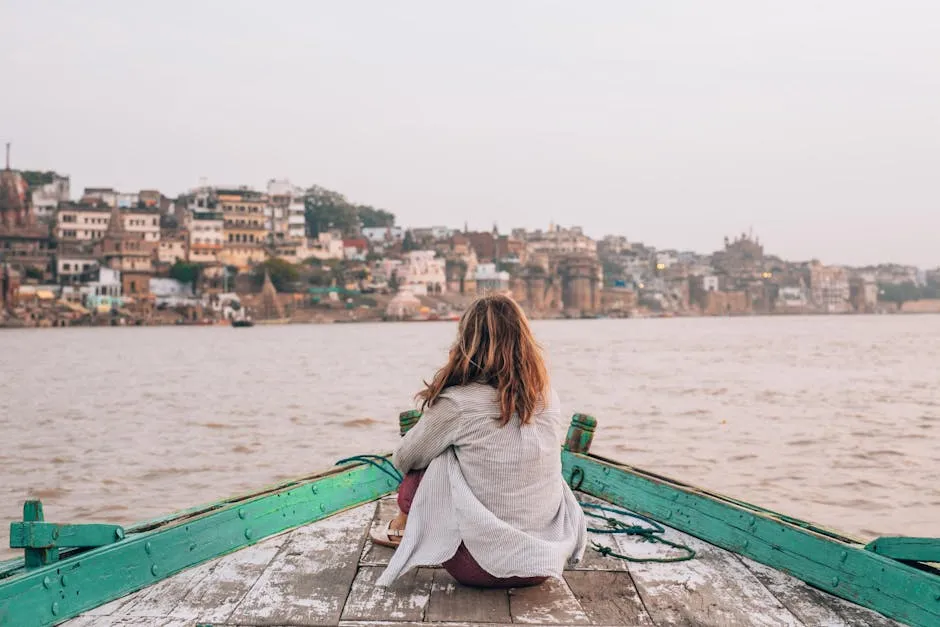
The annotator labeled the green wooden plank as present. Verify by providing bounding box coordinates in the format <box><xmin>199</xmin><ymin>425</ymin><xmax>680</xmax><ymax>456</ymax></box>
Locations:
<box><xmin>10</xmin><ymin>523</ymin><xmax>124</xmax><ymax>550</ymax></box>
<box><xmin>0</xmin><ymin>461</ymin><xmax>396</xmax><ymax>627</ymax></box>
<box><xmin>21</xmin><ymin>501</ymin><xmax>57</xmax><ymax>569</ymax></box>
<box><xmin>562</xmin><ymin>451</ymin><xmax>940</xmax><ymax>627</ymax></box>
<box><xmin>866</xmin><ymin>538</ymin><xmax>940</xmax><ymax>563</ymax></box>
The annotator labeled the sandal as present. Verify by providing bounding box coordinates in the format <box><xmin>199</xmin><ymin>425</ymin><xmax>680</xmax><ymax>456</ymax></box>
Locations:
<box><xmin>370</xmin><ymin>520</ymin><xmax>405</xmax><ymax>548</ymax></box>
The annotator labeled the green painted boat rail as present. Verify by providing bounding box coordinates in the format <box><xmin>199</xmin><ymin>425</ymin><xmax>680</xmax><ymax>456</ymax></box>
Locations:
<box><xmin>560</xmin><ymin>448</ymin><xmax>940</xmax><ymax>627</ymax></box>
<box><xmin>0</xmin><ymin>458</ymin><xmax>397</xmax><ymax>627</ymax></box>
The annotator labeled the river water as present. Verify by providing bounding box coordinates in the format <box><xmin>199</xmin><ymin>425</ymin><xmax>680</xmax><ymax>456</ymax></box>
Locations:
<box><xmin>1</xmin><ymin>316</ymin><xmax>937</xmax><ymax>559</ymax></box>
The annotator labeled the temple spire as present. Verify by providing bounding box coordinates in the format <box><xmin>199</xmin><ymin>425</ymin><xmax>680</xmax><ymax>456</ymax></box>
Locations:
<box><xmin>105</xmin><ymin>204</ymin><xmax>124</xmax><ymax>236</ymax></box>
<box><xmin>4</xmin><ymin>143</ymin><xmax>9</xmax><ymax>170</ymax></box>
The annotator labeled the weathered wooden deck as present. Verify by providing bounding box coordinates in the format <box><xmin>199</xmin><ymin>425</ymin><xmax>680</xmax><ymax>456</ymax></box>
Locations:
<box><xmin>62</xmin><ymin>495</ymin><xmax>902</xmax><ymax>627</ymax></box>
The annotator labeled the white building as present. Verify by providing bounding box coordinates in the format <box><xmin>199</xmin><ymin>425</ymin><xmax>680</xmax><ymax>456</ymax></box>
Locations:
<box><xmin>702</xmin><ymin>275</ymin><xmax>720</xmax><ymax>292</ymax></box>
<box><xmin>82</xmin><ymin>187</ymin><xmax>118</xmax><ymax>207</ymax></box>
<box><xmin>83</xmin><ymin>267</ymin><xmax>123</xmax><ymax>311</ymax></box>
<box><xmin>525</xmin><ymin>225</ymin><xmax>597</xmax><ymax>257</ymax></box>
<box><xmin>123</xmin><ymin>209</ymin><xmax>161</xmax><ymax>243</ymax></box>
<box><xmin>56</xmin><ymin>255</ymin><xmax>99</xmax><ymax>284</ymax></box>
<box><xmin>188</xmin><ymin>211</ymin><xmax>224</xmax><ymax>264</ymax></box>
<box><xmin>266</xmin><ymin>179</ymin><xmax>306</xmax><ymax>242</ymax></box>
<box><xmin>399</xmin><ymin>250</ymin><xmax>446</xmax><ymax>296</ymax></box>
<box><xmin>307</xmin><ymin>231</ymin><xmax>345</xmax><ymax>261</ymax></box>
<box><xmin>150</xmin><ymin>278</ymin><xmax>197</xmax><ymax>307</ymax></box>
<box><xmin>31</xmin><ymin>175</ymin><xmax>70</xmax><ymax>222</ymax></box>
<box><xmin>474</xmin><ymin>263</ymin><xmax>510</xmax><ymax>295</ymax></box>
<box><xmin>116</xmin><ymin>192</ymin><xmax>140</xmax><ymax>209</ymax></box>
<box><xmin>55</xmin><ymin>205</ymin><xmax>111</xmax><ymax>242</ymax></box>
<box><xmin>287</xmin><ymin>198</ymin><xmax>305</xmax><ymax>240</ymax></box>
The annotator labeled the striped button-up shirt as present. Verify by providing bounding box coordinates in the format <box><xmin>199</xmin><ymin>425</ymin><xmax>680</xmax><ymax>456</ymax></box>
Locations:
<box><xmin>376</xmin><ymin>383</ymin><xmax>587</xmax><ymax>586</ymax></box>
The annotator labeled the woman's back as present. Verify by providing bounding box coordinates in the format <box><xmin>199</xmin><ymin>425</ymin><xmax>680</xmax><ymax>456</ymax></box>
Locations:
<box><xmin>444</xmin><ymin>383</ymin><xmax>565</xmax><ymax>532</ymax></box>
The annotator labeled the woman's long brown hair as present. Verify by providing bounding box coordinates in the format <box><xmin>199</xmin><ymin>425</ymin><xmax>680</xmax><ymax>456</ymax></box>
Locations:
<box><xmin>417</xmin><ymin>294</ymin><xmax>548</xmax><ymax>425</ymax></box>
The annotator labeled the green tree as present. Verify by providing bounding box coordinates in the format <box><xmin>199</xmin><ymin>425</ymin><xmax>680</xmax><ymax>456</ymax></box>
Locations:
<box><xmin>20</xmin><ymin>171</ymin><xmax>57</xmax><ymax>188</ymax></box>
<box><xmin>356</xmin><ymin>205</ymin><xmax>395</xmax><ymax>228</ymax></box>
<box><xmin>402</xmin><ymin>230</ymin><xmax>419</xmax><ymax>251</ymax></box>
<box><xmin>303</xmin><ymin>185</ymin><xmax>359</xmax><ymax>237</ymax></box>
<box><xmin>256</xmin><ymin>257</ymin><xmax>300</xmax><ymax>292</ymax></box>
<box><xmin>169</xmin><ymin>261</ymin><xmax>200</xmax><ymax>286</ymax></box>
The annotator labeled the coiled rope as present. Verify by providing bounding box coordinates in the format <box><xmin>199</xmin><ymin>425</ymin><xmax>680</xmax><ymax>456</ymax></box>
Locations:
<box><xmin>335</xmin><ymin>456</ymin><xmax>695</xmax><ymax>564</ymax></box>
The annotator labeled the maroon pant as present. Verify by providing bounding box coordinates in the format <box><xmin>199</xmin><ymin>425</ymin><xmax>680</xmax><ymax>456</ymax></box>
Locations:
<box><xmin>398</xmin><ymin>470</ymin><xmax>548</xmax><ymax>589</ymax></box>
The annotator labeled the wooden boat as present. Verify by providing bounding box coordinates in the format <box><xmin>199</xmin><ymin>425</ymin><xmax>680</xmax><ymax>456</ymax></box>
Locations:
<box><xmin>231</xmin><ymin>319</ymin><xmax>254</xmax><ymax>328</ymax></box>
<box><xmin>1</xmin><ymin>413</ymin><xmax>936</xmax><ymax>627</ymax></box>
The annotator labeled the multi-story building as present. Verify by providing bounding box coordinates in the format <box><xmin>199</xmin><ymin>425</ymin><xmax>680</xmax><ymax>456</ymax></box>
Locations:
<box><xmin>287</xmin><ymin>197</ymin><xmax>305</xmax><ymax>240</ymax></box>
<box><xmin>81</xmin><ymin>187</ymin><xmax>118</xmax><ymax>207</ymax></box>
<box><xmin>55</xmin><ymin>255</ymin><xmax>99</xmax><ymax>285</ymax></box>
<box><xmin>55</xmin><ymin>204</ymin><xmax>111</xmax><ymax>243</ymax></box>
<box><xmin>399</xmin><ymin>250</ymin><xmax>446</xmax><ymax>295</ymax></box>
<box><xmin>55</xmin><ymin>205</ymin><xmax>160</xmax><ymax>246</ymax></box>
<box><xmin>809</xmin><ymin>262</ymin><xmax>850</xmax><ymax>313</ymax></box>
<box><xmin>217</xmin><ymin>188</ymin><xmax>268</xmax><ymax>270</ymax></box>
<box><xmin>157</xmin><ymin>229</ymin><xmax>188</xmax><ymax>265</ymax></box>
<box><xmin>187</xmin><ymin>210</ymin><xmax>224</xmax><ymax>264</ymax></box>
<box><xmin>475</xmin><ymin>263</ymin><xmax>510</xmax><ymax>295</ymax></box>
<box><xmin>123</xmin><ymin>208</ymin><xmax>160</xmax><ymax>243</ymax></box>
<box><xmin>266</xmin><ymin>179</ymin><xmax>306</xmax><ymax>242</ymax></box>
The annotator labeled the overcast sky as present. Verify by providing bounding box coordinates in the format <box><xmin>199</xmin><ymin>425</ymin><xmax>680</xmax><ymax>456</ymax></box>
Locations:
<box><xmin>2</xmin><ymin>1</ymin><xmax>938</xmax><ymax>267</ymax></box>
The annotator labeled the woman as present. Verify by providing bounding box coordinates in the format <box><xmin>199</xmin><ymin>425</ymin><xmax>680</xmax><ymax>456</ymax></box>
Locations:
<box><xmin>374</xmin><ymin>294</ymin><xmax>587</xmax><ymax>588</ymax></box>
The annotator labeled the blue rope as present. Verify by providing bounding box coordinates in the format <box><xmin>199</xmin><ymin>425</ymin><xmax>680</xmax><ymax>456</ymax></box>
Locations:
<box><xmin>335</xmin><ymin>455</ymin><xmax>403</xmax><ymax>484</ymax></box>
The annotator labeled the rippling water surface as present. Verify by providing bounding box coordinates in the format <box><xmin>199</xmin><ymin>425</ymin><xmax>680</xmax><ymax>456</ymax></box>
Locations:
<box><xmin>1</xmin><ymin>316</ymin><xmax>937</xmax><ymax>559</ymax></box>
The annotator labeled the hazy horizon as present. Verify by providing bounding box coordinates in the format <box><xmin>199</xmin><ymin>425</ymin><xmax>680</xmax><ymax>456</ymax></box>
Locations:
<box><xmin>2</xmin><ymin>1</ymin><xmax>938</xmax><ymax>267</ymax></box>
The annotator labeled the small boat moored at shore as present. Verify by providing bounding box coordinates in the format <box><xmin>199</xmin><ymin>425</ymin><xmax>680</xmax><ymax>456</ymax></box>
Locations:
<box><xmin>0</xmin><ymin>414</ymin><xmax>934</xmax><ymax>626</ymax></box>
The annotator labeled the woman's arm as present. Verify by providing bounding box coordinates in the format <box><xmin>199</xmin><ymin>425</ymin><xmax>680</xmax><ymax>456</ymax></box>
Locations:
<box><xmin>392</xmin><ymin>397</ymin><xmax>461</xmax><ymax>474</ymax></box>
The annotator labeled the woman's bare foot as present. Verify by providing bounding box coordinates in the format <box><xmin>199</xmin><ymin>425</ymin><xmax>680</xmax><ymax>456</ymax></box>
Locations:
<box><xmin>390</xmin><ymin>511</ymin><xmax>408</xmax><ymax>534</ymax></box>
<box><xmin>370</xmin><ymin>511</ymin><xmax>408</xmax><ymax>548</ymax></box>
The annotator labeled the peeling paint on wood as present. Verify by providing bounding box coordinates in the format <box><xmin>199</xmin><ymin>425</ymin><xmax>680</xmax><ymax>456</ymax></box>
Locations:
<box><xmin>608</xmin><ymin>507</ymin><xmax>803</xmax><ymax>626</ymax></box>
<box><xmin>508</xmin><ymin>576</ymin><xmax>591</xmax><ymax>625</ymax></box>
<box><xmin>225</xmin><ymin>504</ymin><xmax>374</xmax><ymax>626</ymax></box>
<box><xmin>168</xmin><ymin>533</ymin><xmax>288</xmax><ymax>622</ymax></box>
<box><xmin>563</xmin><ymin>570</ymin><xmax>655</xmax><ymax>625</ymax></box>
<box><xmin>341</xmin><ymin>566</ymin><xmax>432</xmax><ymax>622</ymax></box>
<box><xmin>425</xmin><ymin>569</ymin><xmax>511</xmax><ymax>623</ymax></box>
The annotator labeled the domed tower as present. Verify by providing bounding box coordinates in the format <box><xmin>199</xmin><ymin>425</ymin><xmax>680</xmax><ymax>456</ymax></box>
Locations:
<box><xmin>0</xmin><ymin>146</ymin><xmax>33</xmax><ymax>230</ymax></box>
<box><xmin>0</xmin><ymin>144</ymin><xmax>52</xmax><ymax>278</ymax></box>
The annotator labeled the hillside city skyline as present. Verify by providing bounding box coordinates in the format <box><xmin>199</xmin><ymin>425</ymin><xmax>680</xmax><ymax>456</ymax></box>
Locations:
<box><xmin>8</xmin><ymin>161</ymin><xmax>938</xmax><ymax>272</ymax></box>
